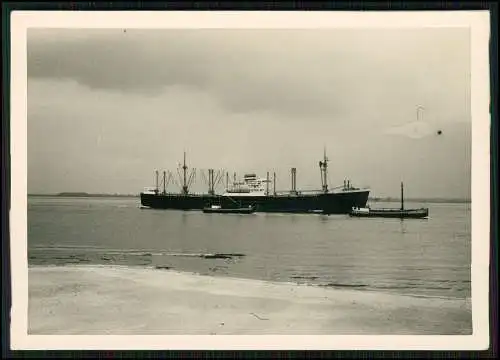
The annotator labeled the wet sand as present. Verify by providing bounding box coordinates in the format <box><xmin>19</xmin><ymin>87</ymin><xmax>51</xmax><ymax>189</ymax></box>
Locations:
<box><xmin>28</xmin><ymin>265</ymin><xmax>472</xmax><ymax>335</ymax></box>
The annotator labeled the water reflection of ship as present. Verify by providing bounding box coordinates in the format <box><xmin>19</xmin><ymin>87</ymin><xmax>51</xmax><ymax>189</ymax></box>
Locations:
<box><xmin>140</xmin><ymin>150</ymin><xmax>370</xmax><ymax>215</ymax></box>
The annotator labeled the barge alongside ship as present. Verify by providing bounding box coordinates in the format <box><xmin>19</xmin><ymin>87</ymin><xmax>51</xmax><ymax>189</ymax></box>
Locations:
<box><xmin>140</xmin><ymin>151</ymin><xmax>370</xmax><ymax>215</ymax></box>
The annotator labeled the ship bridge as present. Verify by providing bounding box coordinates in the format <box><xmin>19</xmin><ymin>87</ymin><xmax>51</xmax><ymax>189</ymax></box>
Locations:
<box><xmin>224</xmin><ymin>173</ymin><xmax>271</xmax><ymax>196</ymax></box>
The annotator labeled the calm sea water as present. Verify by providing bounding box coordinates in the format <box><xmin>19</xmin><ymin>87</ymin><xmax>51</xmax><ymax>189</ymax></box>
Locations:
<box><xmin>28</xmin><ymin>196</ymin><xmax>471</xmax><ymax>299</ymax></box>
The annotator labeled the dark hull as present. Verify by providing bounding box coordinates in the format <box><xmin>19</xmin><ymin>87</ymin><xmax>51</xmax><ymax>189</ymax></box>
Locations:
<box><xmin>140</xmin><ymin>190</ymin><xmax>370</xmax><ymax>215</ymax></box>
<box><xmin>349</xmin><ymin>208</ymin><xmax>429</xmax><ymax>219</ymax></box>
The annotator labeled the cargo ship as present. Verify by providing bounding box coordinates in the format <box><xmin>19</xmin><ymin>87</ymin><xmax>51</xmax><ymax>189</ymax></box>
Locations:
<box><xmin>140</xmin><ymin>150</ymin><xmax>370</xmax><ymax>215</ymax></box>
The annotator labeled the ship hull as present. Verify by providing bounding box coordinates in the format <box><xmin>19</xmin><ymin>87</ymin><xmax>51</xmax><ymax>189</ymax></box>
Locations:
<box><xmin>349</xmin><ymin>208</ymin><xmax>429</xmax><ymax>219</ymax></box>
<box><xmin>140</xmin><ymin>190</ymin><xmax>370</xmax><ymax>215</ymax></box>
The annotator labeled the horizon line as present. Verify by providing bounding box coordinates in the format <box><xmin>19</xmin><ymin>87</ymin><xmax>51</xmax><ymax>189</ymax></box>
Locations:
<box><xmin>26</xmin><ymin>192</ymin><xmax>472</xmax><ymax>203</ymax></box>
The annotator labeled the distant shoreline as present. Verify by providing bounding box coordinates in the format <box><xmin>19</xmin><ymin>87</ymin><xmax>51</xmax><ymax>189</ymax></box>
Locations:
<box><xmin>369</xmin><ymin>197</ymin><xmax>471</xmax><ymax>204</ymax></box>
<box><xmin>29</xmin><ymin>193</ymin><xmax>139</xmax><ymax>198</ymax></box>
<box><xmin>27</xmin><ymin>193</ymin><xmax>471</xmax><ymax>203</ymax></box>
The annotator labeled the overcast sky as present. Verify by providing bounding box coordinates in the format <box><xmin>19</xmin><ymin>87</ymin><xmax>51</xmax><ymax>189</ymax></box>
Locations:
<box><xmin>27</xmin><ymin>28</ymin><xmax>471</xmax><ymax>198</ymax></box>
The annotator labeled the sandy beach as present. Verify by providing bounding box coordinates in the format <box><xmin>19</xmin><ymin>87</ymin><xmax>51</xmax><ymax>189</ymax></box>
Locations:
<box><xmin>28</xmin><ymin>265</ymin><xmax>472</xmax><ymax>335</ymax></box>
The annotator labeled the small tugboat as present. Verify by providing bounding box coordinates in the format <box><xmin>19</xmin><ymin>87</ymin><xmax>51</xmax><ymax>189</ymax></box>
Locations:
<box><xmin>308</xmin><ymin>209</ymin><xmax>325</xmax><ymax>214</ymax></box>
<box><xmin>202</xmin><ymin>204</ymin><xmax>256</xmax><ymax>214</ymax></box>
<box><xmin>350</xmin><ymin>182</ymin><xmax>429</xmax><ymax>219</ymax></box>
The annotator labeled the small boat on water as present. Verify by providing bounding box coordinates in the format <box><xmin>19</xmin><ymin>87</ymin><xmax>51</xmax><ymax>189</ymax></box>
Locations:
<box><xmin>308</xmin><ymin>209</ymin><xmax>325</xmax><ymax>214</ymax></box>
<box><xmin>349</xmin><ymin>182</ymin><xmax>429</xmax><ymax>219</ymax></box>
<box><xmin>202</xmin><ymin>204</ymin><xmax>256</xmax><ymax>214</ymax></box>
<box><xmin>350</xmin><ymin>207</ymin><xmax>429</xmax><ymax>219</ymax></box>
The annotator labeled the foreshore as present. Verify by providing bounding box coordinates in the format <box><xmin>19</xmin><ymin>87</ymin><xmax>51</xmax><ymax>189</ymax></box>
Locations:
<box><xmin>28</xmin><ymin>265</ymin><xmax>472</xmax><ymax>335</ymax></box>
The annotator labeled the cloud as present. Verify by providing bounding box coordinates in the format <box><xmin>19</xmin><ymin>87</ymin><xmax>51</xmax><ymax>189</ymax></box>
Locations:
<box><xmin>28</xmin><ymin>28</ymin><xmax>471</xmax><ymax>122</ymax></box>
<box><xmin>384</xmin><ymin>121</ymin><xmax>436</xmax><ymax>139</ymax></box>
<box><xmin>27</xmin><ymin>28</ymin><xmax>472</xmax><ymax>198</ymax></box>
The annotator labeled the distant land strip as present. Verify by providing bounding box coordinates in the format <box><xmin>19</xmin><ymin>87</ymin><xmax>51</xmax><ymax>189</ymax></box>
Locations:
<box><xmin>27</xmin><ymin>193</ymin><xmax>471</xmax><ymax>203</ymax></box>
<box><xmin>29</xmin><ymin>192</ymin><xmax>139</xmax><ymax>198</ymax></box>
<box><xmin>369</xmin><ymin>197</ymin><xmax>471</xmax><ymax>204</ymax></box>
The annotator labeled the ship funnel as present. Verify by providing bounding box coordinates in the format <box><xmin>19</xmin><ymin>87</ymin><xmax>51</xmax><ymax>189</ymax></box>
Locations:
<box><xmin>208</xmin><ymin>169</ymin><xmax>214</xmax><ymax>195</ymax></box>
<box><xmin>162</xmin><ymin>171</ymin><xmax>166</xmax><ymax>194</ymax></box>
<box><xmin>273</xmin><ymin>172</ymin><xmax>276</xmax><ymax>196</ymax></box>
<box><xmin>291</xmin><ymin>168</ymin><xmax>297</xmax><ymax>195</ymax></box>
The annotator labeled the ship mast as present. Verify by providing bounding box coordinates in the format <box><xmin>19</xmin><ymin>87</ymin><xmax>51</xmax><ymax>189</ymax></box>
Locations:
<box><xmin>210</xmin><ymin>169</ymin><xmax>214</xmax><ymax>195</ymax></box>
<box><xmin>266</xmin><ymin>171</ymin><xmax>270</xmax><ymax>195</ymax></box>
<box><xmin>155</xmin><ymin>170</ymin><xmax>159</xmax><ymax>194</ymax></box>
<box><xmin>319</xmin><ymin>147</ymin><xmax>329</xmax><ymax>193</ymax></box>
<box><xmin>182</xmin><ymin>151</ymin><xmax>188</xmax><ymax>195</ymax></box>
<box><xmin>401</xmin><ymin>181</ymin><xmax>404</xmax><ymax>211</ymax></box>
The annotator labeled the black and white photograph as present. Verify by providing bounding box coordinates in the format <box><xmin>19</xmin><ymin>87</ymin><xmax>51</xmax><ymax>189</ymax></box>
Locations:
<box><xmin>9</xmin><ymin>10</ymin><xmax>491</xmax><ymax>350</ymax></box>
